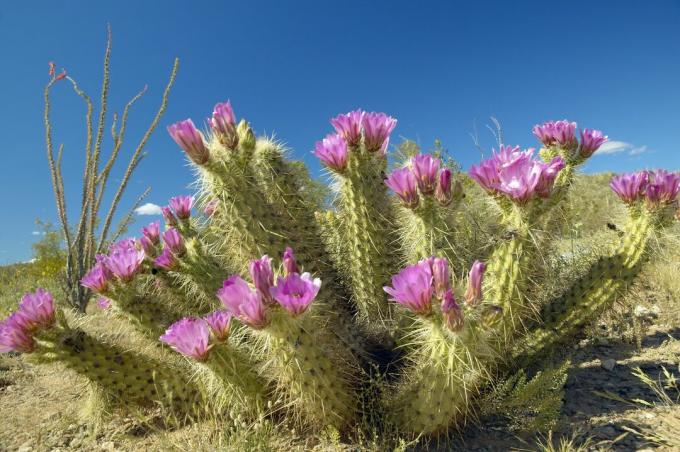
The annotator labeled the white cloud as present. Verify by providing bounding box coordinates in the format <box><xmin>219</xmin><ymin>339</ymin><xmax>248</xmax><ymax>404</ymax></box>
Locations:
<box><xmin>31</xmin><ymin>231</ymin><xmax>46</xmax><ymax>236</ymax></box>
<box><xmin>135</xmin><ymin>203</ymin><xmax>162</xmax><ymax>216</ymax></box>
<box><xmin>629</xmin><ymin>145</ymin><xmax>649</xmax><ymax>156</ymax></box>
<box><xmin>595</xmin><ymin>140</ymin><xmax>632</xmax><ymax>154</ymax></box>
<box><xmin>595</xmin><ymin>141</ymin><xmax>649</xmax><ymax>156</ymax></box>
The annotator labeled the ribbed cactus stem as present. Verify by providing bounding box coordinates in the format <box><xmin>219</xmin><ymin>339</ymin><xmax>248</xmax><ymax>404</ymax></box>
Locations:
<box><xmin>516</xmin><ymin>212</ymin><xmax>653</xmax><ymax>362</ymax></box>
<box><xmin>106</xmin><ymin>284</ymin><xmax>185</xmax><ymax>338</ymax></box>
<box><xmin>484</xmin><ymin>211</ymin><xmax>535</xmax><ymax>336</ymax></box>
<box><xmin>339</xmin><ymin>150</ymin><xmax>395</xmax><ymax>324</ymax></box>
<box><xmin>30</xmin><ymin>326</ymin><xmax>201</xmax><ymax>417</ymax></box>
<box><xmin>389</xmin><ymin>317</ymin><xmax>493</xmax><ymax>435</ymax></box>
<box><xmin>397</xmin><ymin>197</ymin><xmax>456</xmax><ymax>262</ymax></box>
<box><xmin>192</xmin><ymin>343</ymin><xmax>269</xmax><ymax>417</ymax></box>
<box><xmin>251</xmin><ymin>309</ymin><xmax>358</xmax><ymax>430</ymax></box>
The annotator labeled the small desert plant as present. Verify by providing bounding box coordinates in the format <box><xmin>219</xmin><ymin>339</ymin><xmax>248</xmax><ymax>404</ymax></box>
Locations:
<box><xmin>3</xmin><ymin>100</ymin><xmax>679</xmax><ymax>443</ymax></box>
<box><xmin>44</xmin><ymin>26</ymin><xmax>179</xmax><ymax>311</ymax></box>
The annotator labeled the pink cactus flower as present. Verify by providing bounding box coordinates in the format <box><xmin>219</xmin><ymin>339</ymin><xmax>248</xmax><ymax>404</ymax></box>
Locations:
<box><xmin>103</xmin><ymin>245</ymin><xmax>145</xmax><ymax>282</ymax></box>
<box><xmin>644</xmin><ymin>170</ymin><xmax>680</xmax><ymax>206</ymax></box>
<box><xmin>362</xmin><ymin>112</ymin><xmax>397</xmax><ymax>154</ymax></box>
<box><xmin>160</xmin><ymin>317</ymin><xmax>211</xmax><ymax>361</ymax></box>
<box><xmin>532</xmin><ymin>120</ymin><xmax>578</xmax><ymax>150</ymax></box>
<box><xmin>204</xmin><ymin>310</ymin><xmax>232</xmax><ymax>342</ymax></box>
<box><xmin>383</xmin><ymin>259</ymin><xmax>433</xmax><ymax>315</ymax></box>
<box><xmin>314</xmin><ymin>133</ymin><xmax>349</xmax><ymax>172</ymax></box>
<box><xmin>410</xmin><ymin>154</ymin><xmax>441</xmax><ymax>195</ymax></box>
<box><xmin>330</xmin><ymin>109</ymin><xmax>364</xmax><ymax>146</ymax></box>
<box><xmin>610</xmin><ymin>172</ymin><xmax>649</xmax><ymax>204</ymax></box>
<box><xmin>17</xmin><ymin>289</ymin><xmax>55</xmax><ymax>331</ymax></box>
<box><xmin>269</xmin><ymin>272</ymin><xmax>322</xmax><ymax>317</ymax></box>
<box><xmin>163</xmin><ymin>228</ymin><xmax>186</xmax><ymax>257</ymax></box>
<box><xmin>385</xmin><ymin>167</ymin><xmax>419</xmax><ymax>209</ymax></box>
<box><xmin>578</xmin><ymin>129</ymin><xmax>608</xmax><ymax>158</ymax></box>
<box><xmin>0</xmin><ymin>313</ymin><xmax>35</xmax><ymax>353</ymax></box>
<box><xmin>169</xmin><ymin>195</ymin><xmax>194</xmax><ymax>220</ymax></box>
<box><xmin>81</xmin><ymin>263</ymin><xmax>110</xmax><ymax>293</ymax></box>
<box><xmin>217</xmin><ymin>276</ymin><xmax>269</xmax><ymax>329</ymax></box>
<box><xmin>97</xmin><ymin>298</ymin><xmax>112</xmax><ymax>310</ymax></box>
<box><xmin>154</xmin><ymin>248</ymin><xmax>178</xmax><ymax>270</ymax></box>
<box><xmin>142</xmin><ymin>221</ymin><xmax>161</xmax><ymax>244</ymax></box>
<box><xmin>167</xmin><ymin>119</ymin><xmax>210</xmax><ymax>165</ymax></box>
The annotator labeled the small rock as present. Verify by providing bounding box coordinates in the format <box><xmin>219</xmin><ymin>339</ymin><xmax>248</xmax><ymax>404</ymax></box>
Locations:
<box><xmin>101</xmin><ymin>441</ymin><xmax>116</xmax><ymax>451</ymax></box>
<box><xmin>17</xmin><ymin>440</ymin><xmax>33</xmax><ymax>452</ymax></box>
<box><xmin>642</xmin><ymin>412</ymin><xmax>655</xmax><ymax>419</ymax></box>
<box><xmin>601</xmin><ymin>358</ymin><xmax>616</xmax><ymax>371</ymax></box>
<box><xmin>597</xmin><ymin>424</ymin><xmax>617</xmax><ymax>437</ymax></box>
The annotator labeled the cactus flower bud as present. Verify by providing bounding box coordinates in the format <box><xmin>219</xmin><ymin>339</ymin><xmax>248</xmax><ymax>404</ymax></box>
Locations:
<box><xmin>441</xmin><ymin>290</ymin><xmax>464</xmax><ymax>332</ymax></box>
<box><xmin>237</xmin><ymin>120</ymin><xmax>256</xmax><ymax>150</ymax></box>
<box><xmin>17</xmin><ymin>289</ymin><xmax>55</xmax><ymax>331</ymax></box>
<box><xmin>160</xmin><ymin>317</ymin><xmax>211</xmax><ymax>361</ymax></box>
<box><xmin>81</xmin><ymin>263</ymin><xmax>110</xmax><ymax>293</ymax></box>
<box><xmin>362</xmin><ymin>112</ymin><xmax>397</xmax><ymax>154</ymax></box>
<box><xmin>383</xmin><ymin>259</ymin><xmax>433</xmax><ymax>316</ymax></box>
<box><xmin>97</xmin><ymin>298</ymin><xmax>112</xmax><ymax>310</ymax></box>
<box><xmin>210</xmin><ymin>101</ymin><xmax>238</xmax><ymax>147</ymax></box>
<box><xmin>154</xmin><ymin>248</ymin><xmax>178</xmax><ymax>270</ymax></box>
<box><xmin>163</xmin><ymin>228</ymin><xmax>186</xmax><ymax>257</ymax></box>
<box><xmin>142</xmin><ymin>221</ymin><xmax>161</xmax><ymax>244</ymax></box>
<box><xmin>169</xmin><ymin>195</ymin><xmax>194</xmax><ymax>220</ymax></box>
<box><xmin>578</xmin><ymin>128</ymin><xmax>608</xmax><ymax>158</ymax></box>
<box><xmin>269</xmin><ymin>272</ymin><xmax>322</xmax><ymax>317</ymax></box>
<box><xmin>435</xmin><ymin>168</ymin><xmax>453</xmax><ymax>206</ymax></box>
<box><xmin>161</xmin><ymin>206</ymin><xmax>178</xmax><ymax>227</ymax></box>
<box><xmin>167</xmin><ymin>119</ymin><xmax>210</xmax><ymax>165</ymax></box>
<box><xmin>204</xmin><ymin>310</ymin><xmax>232</xmax><ymax>342</ymax></box>
<box><xmin>429</xmin><ymin>257</ymin><xmax>450</xmax><ymax>299</ymax></box>
<box><xmin>385</xmin><ymin>167</ymin><xmax>419</xmax><ymax>209</ymax></box>
<box><xmin>217</xmin><ymin>276</ymin><xmax>269</xmax><ymax>329</ymax></box>
<box><xmin>411</xmin><ymin>154</ymin><xmax>441</xmax><ymax>195</ymax></box>
<box><xmin>610</xmin><ymin>172</ymin><xmax>648</xmax><ymax>204</ymax></box>
<box><xmin>464</xmin><ymin>260</ymin><xmax>486</xmax><ymax>307</ymax></box>
<box><xmin>249</xmin><ymin>255</ymin><xmax>275</xmax><ymax>304</ymax></box>
<box><xmin>331</xmin><ymin>109</ymin><xmax>364</xmax><ymax>146</ymax></box>
<box><xmin>314</xmin><ymin>134</ymin><xmax>349</xmax><ymax>172</ymax></box>
<box><xmin>282</xmin><ymin>247</ymin><xmax>299</xmax><ymax>275</ymax></box>
<box><xmin>468</xmin><ymin>158</ymin><xmax>500</xmax><ymax>194</ymax></box>
<box><xmin>0</xmin><ymin>313</ymin><xmax>35</xmax><ymax>353</ymax></box>
<box><xmin>204</xmin><ymin>200</ymin><xmax>219</xmax><ymax>217</ymax></box>
<box><xmin>138</xmin><ymin>236</ymin><xmax>157</xmax><ymax>257</ymax></box>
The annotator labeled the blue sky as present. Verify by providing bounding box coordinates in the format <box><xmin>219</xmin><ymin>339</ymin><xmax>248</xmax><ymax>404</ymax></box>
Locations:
<box><xmin>1</xmin><ymin>0</ymin><xmax>679</xmax><ymax>264</ymax></box>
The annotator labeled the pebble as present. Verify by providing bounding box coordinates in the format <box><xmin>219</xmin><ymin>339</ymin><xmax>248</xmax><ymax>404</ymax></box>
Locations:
<box><xmin>601</xmin><ymin>358</ymin><xmax>616</xmax><ymax>371</ymax></box>
<box><xmin>101</xmin><ymin>441</ymin><xmax>117</xmax><ymax>451</ymax></box>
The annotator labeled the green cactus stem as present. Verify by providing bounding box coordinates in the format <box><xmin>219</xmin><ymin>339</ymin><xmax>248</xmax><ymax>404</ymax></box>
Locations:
<box><xmin>30</xmin><ymin>325</ymin><xmax>202</xmax><ymax>418</ymax></box>
<box><xmin>388</xmin><ymin>316</ymin><xmax>494</xmax><ymax>435</ymax></box>
<box><xmin>337</xmin><ymin>148</ymin><xmax>396</xmax><ymax>325</ymax></box>
<box><xmin>249</xmin><ymin>308</ymin><xmax>359</xmax><ymax>431</ymax></box>
<box><xmin>516</xmin><ymin>211</ymin><xmax>654</xmax><ymax>363</ymax></box>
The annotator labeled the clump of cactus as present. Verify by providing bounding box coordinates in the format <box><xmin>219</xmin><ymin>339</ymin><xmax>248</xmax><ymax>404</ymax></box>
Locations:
<box><xmin>2</xmin><ymin>103</ymin><xmax>679</xmax><ymax>438</ymax></box>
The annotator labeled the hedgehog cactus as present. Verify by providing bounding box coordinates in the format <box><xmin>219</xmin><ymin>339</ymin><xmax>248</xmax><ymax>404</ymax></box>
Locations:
<box><xmin>3</xmin><ymin>105</ymin><xmax>678</xmax><ymax>438</ymax></box>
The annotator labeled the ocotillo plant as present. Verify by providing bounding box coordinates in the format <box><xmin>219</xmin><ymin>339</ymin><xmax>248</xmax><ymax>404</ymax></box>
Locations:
<box><xmin>5</xmin><ymin>101</ymin><xmax>679</xmax><ymax>438</ymax></box>
<box><xmin>44</xmin><ymin>28</ymin><xmax>179</xmax><ymax>311</ymax></box>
